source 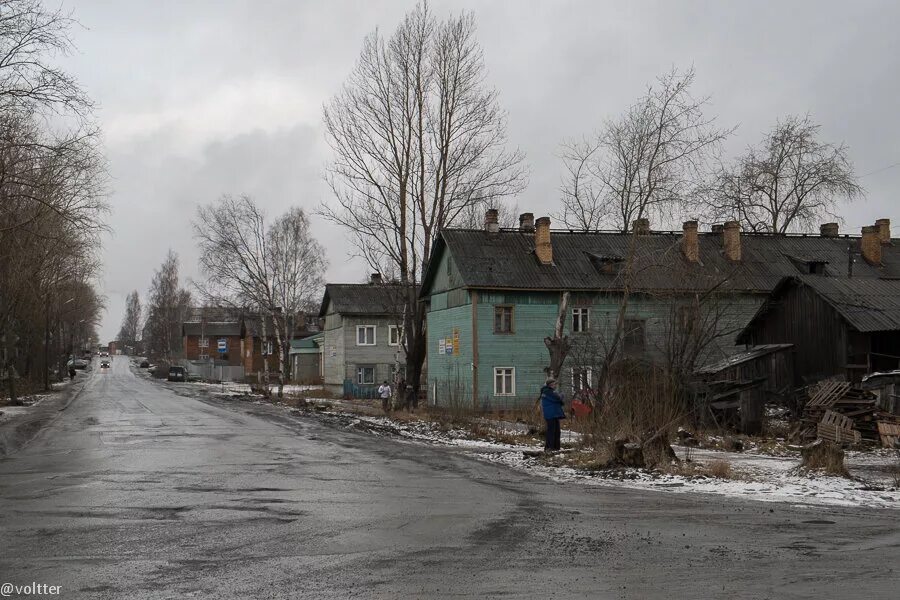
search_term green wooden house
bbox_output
[419,212,899,410]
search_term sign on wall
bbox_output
[217,338,227,353]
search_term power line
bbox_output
[860,161,900,178]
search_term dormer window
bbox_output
[806,261,827,275]
[786,255,828,276]
[587,253,624,275]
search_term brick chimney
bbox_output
[484,208,499,233]
[876,218,891,244]
[519,212,535,232]
[861,225,882,265]
[369,272,382,285]
[535,217,553,265]
[820,223,839,238]
[632,218,650,235]
[682,220,699,263]
[723,221,741,261]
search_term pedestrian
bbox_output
[540,377,565,451]
[378,380,392,413]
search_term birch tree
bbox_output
[321,2,526,402]
[708,114,862,233]
[557,68,731,232]
[118,290,141,351]
[194,195,326,397]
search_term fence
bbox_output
[183,360,245,382]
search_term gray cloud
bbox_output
[61,0,900,341]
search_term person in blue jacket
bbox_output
[540,377,565,451]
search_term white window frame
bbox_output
[198,337,210,348]
[572,366,593,393]
[356,325,376,346]
[493,367,515,396]
[357,365,376,385]
[388,325,402,346]
[572,307,590,333]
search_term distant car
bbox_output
[139,360,150,368]
[100,351,109,358]
[100,360,111,369]
[167,366,186,382]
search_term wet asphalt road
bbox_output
[0,356,898,599]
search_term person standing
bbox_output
[378,380,392,413]
[540,377,565,451]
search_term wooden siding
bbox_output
[426,289,764,409]
[743,284,848,384]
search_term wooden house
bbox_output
[319,276,407,397]
[737,276,900,384]
[419,211,899,409]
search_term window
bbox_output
[261,340,274,356]
[357,365,376,384]
[623,319,646,353]
[494,367,515,396]
[572,308,590,333]
[494,306,514,334]
[388,325,403,346]
[572,366,593,393]
[357,325,376,346]
[198,337,209,348]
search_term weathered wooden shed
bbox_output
[737,276,900,385]
[695,344,795,433]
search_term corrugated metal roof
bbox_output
[696,344,794,375]
[794,276,900,332]
[182,322,241,337]
[319,283,407,317]
[289,332,324,354]
[738,275,900,342]
[422,229,900,295]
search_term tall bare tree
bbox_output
[321,2,526,403]
[194,195,326,397]
[708,114,862,233]
[145,251,190,363]
[269,207,327,383]
[557,68,731,232]
[0,0,106,397]
[117,290,141,351]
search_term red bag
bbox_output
[571,399,591,418]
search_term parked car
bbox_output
[72,359,89,370]
[167,366,186,382]
[139,360,150,368]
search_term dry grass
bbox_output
[707,459,732,479]
[801,441,848,476]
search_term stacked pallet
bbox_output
[801,380,900,447]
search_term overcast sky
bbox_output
[60,0,900,342]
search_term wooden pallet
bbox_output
[877,421,900,448]
[807,381,851,408]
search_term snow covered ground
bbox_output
[286,398,900,510]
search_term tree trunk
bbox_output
[544,291,572,379]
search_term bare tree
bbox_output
[145,251,190,363]
[321,2,526,403]
[268,207,327,384]
[557,68,731,232]
[0,0,92,117]
[117,290,141,351]
[194,196,327,397]
[708,114,862,233]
